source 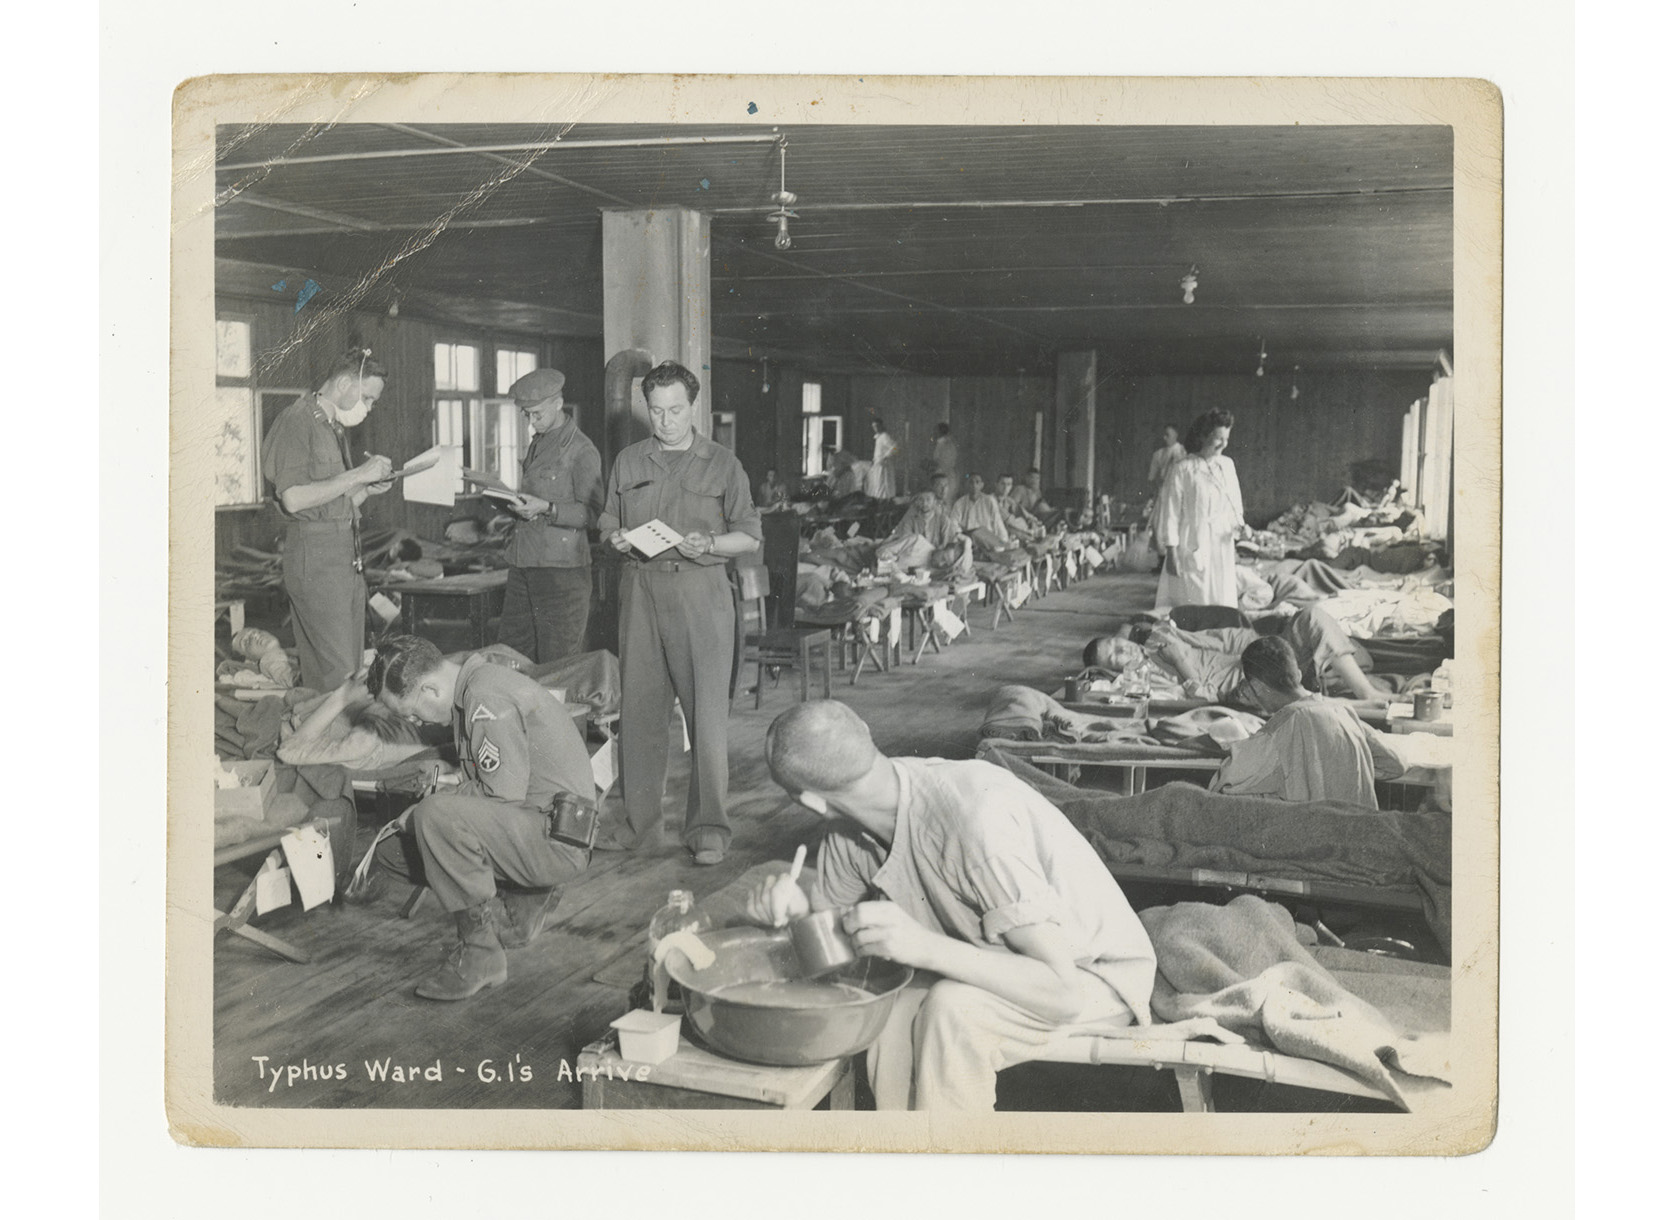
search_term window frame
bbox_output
[213,313,264,511]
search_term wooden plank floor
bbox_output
[212,571,1160,1109]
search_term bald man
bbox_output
[745,701,1156,1111]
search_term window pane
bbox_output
[802,382,822,415]
[216,319,251,379]
[496,351,514,397]
[455,345,479,392]
[435,343,453,390]
[212,386,258,505]
[517,351,536,382]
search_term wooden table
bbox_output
[578,1035,857,1110]
[390,570,508,647]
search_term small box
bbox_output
[610,1010,682,1065]
[214,759,277,820]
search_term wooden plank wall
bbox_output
[848,375,949,496]
[846,374,1053,496]
[951,374,1053,487]
[1093,368,1433,524]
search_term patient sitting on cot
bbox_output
[1210,637,1406,807]
[1083,603,1388,706]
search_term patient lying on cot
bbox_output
[1083,604,1389,706]
[1210,637,1406,807]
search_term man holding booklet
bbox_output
[596,360,762,865]
[490,368,604,663]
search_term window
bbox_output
[496,348,538,396]
[799,382,843,477]
[712,411,736,451]
[1402,375,1453,542]
[213,317,261,507]
[433,342,482,493]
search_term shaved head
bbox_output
[765,700,879,794]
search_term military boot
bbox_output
[496,887,564,949]
[415,901,507,1001]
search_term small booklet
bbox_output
[480,485,523,505]
[621,518,685,559]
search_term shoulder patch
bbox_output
[476,738,501,773]
[470,703,498,724]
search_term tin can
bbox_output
[1413,691,1444,722]
[1064,677,1083,704]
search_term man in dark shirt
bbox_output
[496,368,604,663]
[260,349,394,691]
[597,361,762,865]
[368,635,594,1000]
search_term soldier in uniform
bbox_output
[496,367,605,663]
[260,349,394,692]
[597,360,762,865]
[366,635,594,1001]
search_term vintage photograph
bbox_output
[169,74,1501,1152]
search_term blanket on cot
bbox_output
[1140,895,1451,1110]
[979,747,1452,943]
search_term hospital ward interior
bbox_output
[207,123,1460,1115]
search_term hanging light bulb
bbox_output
[766,138,798,251]
[1179,265,1198,305]
[1255,337,1267,378]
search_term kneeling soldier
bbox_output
[367,635,594,1000]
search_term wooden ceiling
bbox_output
[215,122,1452,375]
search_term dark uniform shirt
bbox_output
[450,653,594,810]
[507,417,604,569]
[261,393,357,522]
[598,434,762,565]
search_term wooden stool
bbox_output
[578,1034,857,1110]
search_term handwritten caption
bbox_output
[250,1054,652,1093]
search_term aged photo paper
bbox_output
[168,73,1502,1154]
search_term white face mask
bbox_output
[337,398,370,427]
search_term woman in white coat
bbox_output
[1154,409,1244,611]
[865,418,899,500]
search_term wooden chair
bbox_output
[736,564,833,708]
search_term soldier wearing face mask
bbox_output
[261,348,395,692]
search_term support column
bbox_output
[1054,351,1097,497]
[601,207,712,465]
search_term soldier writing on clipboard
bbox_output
[596,361,762,865]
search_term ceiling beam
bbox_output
[707,186,1451,215]
[216,132,784,173]
[715,235,1048,343]
[225,194,384,232]
[378,123,636,209]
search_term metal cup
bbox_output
[788,906,859,977]
[1064,677,1083,703]
[1413,691,1444,722]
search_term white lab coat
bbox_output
[1153,453,1243,610]
[866,431,899,499]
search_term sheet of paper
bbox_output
[622,518,685,558]
[931,602,967,641]
[590,740,618,794]
[1083,545,1104,569]
[461,466,511,492]
[389,444,443,480]
[254,852,293,915]
[402,444,461,508]
[280,824,335,911]
[368,592,400,624]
